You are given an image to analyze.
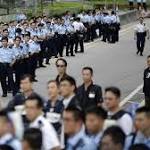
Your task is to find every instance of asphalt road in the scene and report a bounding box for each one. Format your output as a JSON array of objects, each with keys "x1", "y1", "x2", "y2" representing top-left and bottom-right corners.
[{"x1": 1, "y1": 19, "x2": 150, "y2": 108}]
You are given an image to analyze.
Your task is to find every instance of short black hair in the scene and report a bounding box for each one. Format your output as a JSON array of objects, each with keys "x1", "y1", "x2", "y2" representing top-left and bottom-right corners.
[
  {"x1": 105, "y1": 87, "x2": 121, "y2": 98},
  {"x1": 82, "y1": 67, "x2": 93, "y2": 75},
  {"x1": 20, "y1": 74, "x2": 33, "y2": 83},
  {"x1": 23, "y1": 128, "x2": 42, "y2": 150},
  {"x1": 136, "y1": 106, "x2": 150, "y2": 118},
  {"x1": 0, "y1": 145, "x2": 14, "y2": 150},
  {"x1": 129, "y1": 144, "x2": 150, "y2": 150},
  {"x1": 101, "y1": 126, "x2": 126, "y2": 147},
  {"x1": 1, "y1": 37, "x2": 8, "y2": 42},
  {"x1": 26, "y1": 93, "x2": 44, "y2": 109},
  {"x1": 60, "y1": 76, "x2": 76, "y2": 87},
  {"x1": 47, "y1": 80, "x2": 58, "y2": 86},
  {"x1": 15, "y1": 36, "x2": 21, "y2": 41},
  {"x1": 86, "y1": 106, "x2": 107, "y2": 120},
  {"x1": 65, "y1": 106, "x2": 84, "y2": 122},
  {"x1": 56, "y1": 58, "x2": 67, "y2": 67}
]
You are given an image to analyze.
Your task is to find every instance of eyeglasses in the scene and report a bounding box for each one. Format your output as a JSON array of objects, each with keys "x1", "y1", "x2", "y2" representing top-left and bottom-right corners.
[{"x1": 56, "y1": 65, "x2": 65, "y2": 68}]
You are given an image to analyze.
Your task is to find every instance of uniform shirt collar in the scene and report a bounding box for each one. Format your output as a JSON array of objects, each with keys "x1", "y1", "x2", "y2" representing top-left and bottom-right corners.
[
  {"x1": 68, "y1": 126, "x2": 85, "y2": 146},
  {"x1": 0, "y1": 133, "x2": 13, "y2": 145},
  {"x1": 63, "y1": 94, "x2": 75, "y2": 108},
  {"x1": 29, "y1": 114, "x2": 43, "y2": 128}
]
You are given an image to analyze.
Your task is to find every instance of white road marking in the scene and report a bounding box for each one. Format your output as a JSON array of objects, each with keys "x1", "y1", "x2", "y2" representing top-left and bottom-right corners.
[{"x1": 120, "y1": 84, "x2": 143, "y2": 107}]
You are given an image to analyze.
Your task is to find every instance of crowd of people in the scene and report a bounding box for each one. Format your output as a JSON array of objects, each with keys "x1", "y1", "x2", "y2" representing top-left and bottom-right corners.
[
  {"x1": 128, "y1": 0, "x2": 148, "y2": 10},
  {"x1": 0, "y1": 56, "x2": 149, "y2": 150},
  {"x1": 0, "y1": 7, "x2": 150, "y2": 150}
]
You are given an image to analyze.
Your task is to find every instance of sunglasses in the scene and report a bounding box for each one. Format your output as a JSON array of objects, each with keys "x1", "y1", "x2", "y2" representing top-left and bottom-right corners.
[{"x1": 56, "y1": 65, "x2": 65, "y2": 68}]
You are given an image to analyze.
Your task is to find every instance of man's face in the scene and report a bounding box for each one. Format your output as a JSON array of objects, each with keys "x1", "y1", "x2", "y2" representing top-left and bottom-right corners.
[
  {"x1": 2, "y1": 40, "x2": 8, "y2": 47},
  {"x1": 25, "y1": 100, "x2": 41, "y2": 122},
  {"x1": 47, "y1": 82, "x2": 58, "y2": 99},
  {"x1": 101, "y1": 135, "x2": 120, "y2": 150},
  {"x1": 56, "y1": 60, "x2": 66, "y2": 74},
  {"x1": 135, "y1": 113, "x2": 150, "y2": 133},
  {"x1": 3, "y1": 30, "x2": 9, "y2": 37},
  {"x1": 86, "y1": 114, "x2": 103, "y2": 134},
  {"x1": 20, "y1": 78, "x2": 33, "y2": 93},
  {"x1": 24, "y1": 36, "x2": 30, "y2": 43},
  {"x1": 63, "y1": 111, "x2": 78, "y2": 135},
  {"x1": 15, "y1": 38, "x2": 21, "y2": 45},
  {"x1": 31, "y1": 23, "x2": 36, "y2": 29},
  {"x1": 23, "y1": 23, "x2": 28, "y2": 29},
  {"x1": 147, "y1": 58, "x2": 150, "y2": 68},
  {"x1": 140, "y1": 18, "x2": 143, "y2": 24},
  {"x1": 82, "y1": 70, "x2": 92, "y2": 83},
  {"x1": 60, "y1": 81, "x2": 74, "y2": 97},
  {"x1": 104, "y1": 92, "x2": 119, "y2": 111}
]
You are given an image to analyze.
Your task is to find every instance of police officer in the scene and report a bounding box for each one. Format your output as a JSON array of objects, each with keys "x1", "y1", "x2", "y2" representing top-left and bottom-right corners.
[
  {"x1": 102, "y1": 12, "x2": 111, "y2": 42},
  {"x1": 25, "y1": 93, "x2": 61, "y2": 150},
  {"x1": 66, "y1": 20, "x2": 75, "y2": 57},
  {"x1": 0, "y1": 37, "x2": 17, "y2": 97},
  {"x1": 63, "y1": 107, "x2": 97, "y2": 150},
  {"x1": 72, "y1": 17, "x2": 86, "y2": 53},
  {"x1": 76, "y1": 67, "x2": 103, "y2": 112},
  {"x1": 57, "y1": 19, "x2": 67, "y2": 57},
  {"x1": 143, "y1": 55, "x2": 150, "y2": 107},
  {"x1": 13, "y1": 36, "x2": 26, "y2": 91},
  {"x1": 134, "y1": 17, "x2": 149, "y2": 56},
  {"x1": 28, "y1": 35, "x2": 40, "y2": 82}
]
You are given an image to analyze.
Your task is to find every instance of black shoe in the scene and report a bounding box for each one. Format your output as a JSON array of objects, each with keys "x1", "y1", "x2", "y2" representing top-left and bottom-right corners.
[
  {"x1": 66, "y1": 54, "x2": 69, "y2": 57},
  {"x1": 136, "y1": 51, "x2": 139, "y2": 55},
  {"x1": 71, "y1": 54, "x2": 75, "y2": 57},
  {"x1": 7, "y1": 90, "x2": 12, "y2": 93},
  {"x1": 140, "y1": 54, "x2": 143, "y2": 56},
  {"x1": 2, "y1": 94, "x2": 7, "y2": 97}
]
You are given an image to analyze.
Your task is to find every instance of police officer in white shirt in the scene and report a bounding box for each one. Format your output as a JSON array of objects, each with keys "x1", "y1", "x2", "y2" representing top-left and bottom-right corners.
[
  {"x1": 134, "y1": 17, "x2": 149, "y2": 56},
  {"x1": 25, "y1": 93, "x2": 61, "y2": 150}
]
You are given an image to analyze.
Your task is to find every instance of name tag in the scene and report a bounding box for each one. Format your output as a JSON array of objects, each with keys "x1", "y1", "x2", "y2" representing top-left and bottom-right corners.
[
  {"x1": 146, "y1": 73, "x2": 150, "y2": 79},
  {"x1": 89, "y1": 92, "x2": 95, "y2": 99}
]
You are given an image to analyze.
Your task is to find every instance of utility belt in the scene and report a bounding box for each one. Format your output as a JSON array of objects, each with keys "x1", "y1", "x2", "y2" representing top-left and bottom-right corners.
[{"x1": 137, "y1": 32, "x2": 146, "y2": 37}]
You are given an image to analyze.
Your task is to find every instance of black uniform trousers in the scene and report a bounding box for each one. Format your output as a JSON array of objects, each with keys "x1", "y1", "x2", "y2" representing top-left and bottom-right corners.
[
  {"x1": 58, "y1": 34, "x2": 67, "y2": 57},
  {"x1": 0, "y1": 63, "x2": 16, "y2": 96},
  {"x1": 145, "y1": 96, "x2": 150, "y2": 108},
  {"x1": 102, "y1": 23, "x2": 110, "y2": 42},
  {"x1": 28, "y1": 54, "x2": 37, "y2": 80},
  {"x1": 14, "y1": 59, "x2": 26, "y2": 91},
  {"x1": 136, "y1": 32, "x2": 146, "y2": 55},
  {"x1": 39, "y1": 40, "x2": 47, "y2": 66},
  {"x1": 75, "y1": 31, "x2": 84, "y2": 53},
  {"x1": 66, "y1": 33, "x2": 75, "y2": 56}
]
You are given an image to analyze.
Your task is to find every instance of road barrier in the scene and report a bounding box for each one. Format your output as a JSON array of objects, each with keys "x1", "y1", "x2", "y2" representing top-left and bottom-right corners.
[{"x1": 119, "y1": 10, "x2": 138, "y2": 25}]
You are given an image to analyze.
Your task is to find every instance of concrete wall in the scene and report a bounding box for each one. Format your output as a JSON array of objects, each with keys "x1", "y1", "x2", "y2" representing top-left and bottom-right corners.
[{"x1": 119, "y1": 10, "x2": 138, "y2": 25}]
